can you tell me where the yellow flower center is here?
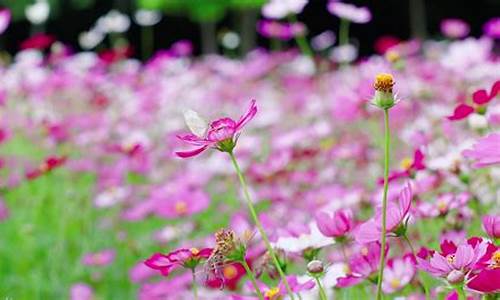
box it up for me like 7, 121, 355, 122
491, 250, 500, 268
223, 265, 238, 279
374, 73, 395, 93
437, 200, 448, 213
447, 254, 456, 264
400, 157, 413, 170
264, 287, 280, 299
390, 278, 401, 289
174, 201, 188, 215
190, 248, 200, 256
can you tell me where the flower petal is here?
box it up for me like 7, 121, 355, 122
175, 145, 208, 158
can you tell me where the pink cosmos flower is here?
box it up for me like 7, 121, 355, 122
440, 19, 470, 39
467, 243, 500, 293
70, 283, 94, 300
382, 254, 416, 294
262, 0, 308, 19
482, 215, 500, 239
144, 248, 212, 276
26, 155, 67, 180
315, 209, 354, 238
327, 2, 371, 24
257, 20, 306, 41
175, 100, 257, 158
379, 149, 425, 184
416, 238, 488, 284
448, 80, 500, 121
462, 133, 500, 168
20, 33, 55, 50
138, 272, 192, 300
81, 249, 116, 266
152, 187, 210, 219
0, 9, 11, 35
337, 242, 387, 287
355, 183, 412, 244
483, 17, 500, 39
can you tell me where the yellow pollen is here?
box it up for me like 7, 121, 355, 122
447, 254, 456, 264
223, 265, 238, 279
400, 157, 413, 170
492, 250, 500, 268
190, 248, 200, 256
437, 200, 448, 213
264, 287, 280, 299
174, 201, 188, 215
390, 278, 401, 289
374, 73, 395, 93
385, 50, 400, 63
343, 264, 351, 274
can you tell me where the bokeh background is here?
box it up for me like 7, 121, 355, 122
1, 0, 499, 57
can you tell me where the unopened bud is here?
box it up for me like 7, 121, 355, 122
447, 270, 464, 284
307, 260, 324, 274
372, 73, 397, 110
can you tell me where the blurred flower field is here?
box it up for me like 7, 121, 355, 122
0, 1, 499, 300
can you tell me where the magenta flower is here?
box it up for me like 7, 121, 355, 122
152, 187, 210, 219
416, 238, 488, 283
440, 19, 470, 39
144, 248, 212, 276
327, 2, 371, 24
463, 133, 500, 168
467, 243, 500, 293
355, 183, 412, 244
0, 9, 11, 35
382, 254, 416, 294
315, 209, 354, 238
483, 17, 500, 39
175, 100, 257, 158
482, 215, 500, 239
70, 283, 94, 300
81, 249, 115, 266
257, 20, 306, 41
379, 149, 425, 184
448, 80, 500, 121
337, 242, 387, 287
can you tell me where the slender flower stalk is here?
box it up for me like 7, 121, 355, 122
241, 259, 265, 300
191, 269, 199, 300
371, 73, 397, 300
314, 277, 327, 300
288, 14, 313, 57
229, 152, 295, 300
339, 18, 350, 46
456, 286, 466, 300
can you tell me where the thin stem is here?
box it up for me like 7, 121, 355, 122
375, 108, 391, 300
229, 152, 295, 300
339, 18, 350, 46
288, 14, 313, 57
241, 259, 265, 300
402, 233, 416, 256
191, 269, 199, 300
314, 277, 328, 300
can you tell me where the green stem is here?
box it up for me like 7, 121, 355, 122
191, 269, 199, 300
339, 18, 350, 46
456, 286, 466, 300
288, 14, 313, 57
314, 277, 328, 300
229, 152, 295, 300
375, 108, 391, 300
241, 259, 265, 300
402, 233, 416, 256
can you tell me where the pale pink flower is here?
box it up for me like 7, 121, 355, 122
327, 2, 371, 24
382, 254, 416, 294
463, 133, 500, 168
482, 215, 500, 239
262, 0, 308, 19
0, 9, 11, 35
70, 283, 94, 300
315, 209, 354, 238
81, 249, 115, 266
441, 19, 470, 39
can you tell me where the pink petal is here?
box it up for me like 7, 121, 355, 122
175, 145, 208, 158
235, 99, 257, 131
447, 104, 474, 121
472, 89, 490, 105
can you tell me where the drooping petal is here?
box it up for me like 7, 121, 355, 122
175, 146, 208, 158
447, 103, 474, 120
176, 134, 213, 146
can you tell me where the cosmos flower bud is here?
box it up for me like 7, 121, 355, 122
307, 260, 324, 274
446, 269, 464, 284
372, 73, 397, 110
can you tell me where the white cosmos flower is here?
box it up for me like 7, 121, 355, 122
25, 0, 50, 25
183, 109, 208, 137
96, 10, 130, 33
262, 0, 308, 19
272, 223, 334, 253
133, 9, 162, 26
78, 30, 105, 50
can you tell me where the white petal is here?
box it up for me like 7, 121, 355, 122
183, 109, 208, 137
